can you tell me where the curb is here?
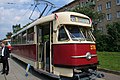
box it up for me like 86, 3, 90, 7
98, 68, 120, 75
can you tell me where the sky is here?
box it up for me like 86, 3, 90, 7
0, 0, 74, 39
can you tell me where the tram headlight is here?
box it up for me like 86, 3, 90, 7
86, 52, 92, 60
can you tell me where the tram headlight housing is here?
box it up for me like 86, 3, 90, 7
86, 52, 92, 60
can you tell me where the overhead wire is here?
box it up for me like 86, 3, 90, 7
14, 5, 33, 24
29, 0, 56, 20
0, 0, 62, 22
45, 6, 53, 16
29, 4, 37, 21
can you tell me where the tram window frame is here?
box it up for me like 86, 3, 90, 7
18, 33, 22, 44
58, 26, 69, 41
81, 28, 94, 41
60, 25, 95, 42
16, 36, 19, 44
12, 36, 17, 44
22, 31, 27, 44
11, 37, 13, 44
41, 22, 50, 43
66, 25, 85, 41
27, 27, 34, 44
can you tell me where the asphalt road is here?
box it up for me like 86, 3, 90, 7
99, 71, 120, 80
0, 57, 119, 80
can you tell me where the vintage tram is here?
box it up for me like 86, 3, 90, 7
11, 12, 103, 79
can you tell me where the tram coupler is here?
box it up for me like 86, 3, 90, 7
73, 69, 104, 80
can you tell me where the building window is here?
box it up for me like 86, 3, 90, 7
116, 0, 120, 5
106, 1, 111, 9
106, 13, 112, 20
97, 4, 102, 12
117, 11, 120, 18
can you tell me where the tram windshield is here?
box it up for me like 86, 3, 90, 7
58, 25, 95, 42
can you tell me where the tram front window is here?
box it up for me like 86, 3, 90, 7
58, 26, 69, 41
66, 26, 85, 41
66, 25, 94, 41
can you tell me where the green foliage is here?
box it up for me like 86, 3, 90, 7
106, 22, 120, 51
12, 22, 32, 33
96, 35, 108, 51
95, 21, 120, 52
43, 35, 49, 42
6, 32, 13, 39
93, 30, 107, 51
12, 24, 21, 33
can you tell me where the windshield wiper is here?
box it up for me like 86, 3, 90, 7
69, 32, 82, 41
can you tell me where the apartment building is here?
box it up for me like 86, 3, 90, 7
53, 0, 120, 33
95, 0, 120, 33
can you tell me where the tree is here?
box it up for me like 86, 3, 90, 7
106, 22, 120, 51
93, 29, 108, 51
94, 21, 120, 52
12, 24, 21, 33
6, 32, 13, 39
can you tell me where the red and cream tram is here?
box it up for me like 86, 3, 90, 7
11, 12, 103, 79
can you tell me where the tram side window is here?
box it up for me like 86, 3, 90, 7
12, 36, 17, 44
22, 31, 27, 44
18, 33, 22, 44
16, 36, 19, 44
27, 27, 34, 44
11, 38, 14, 44
58, 26, 69, 41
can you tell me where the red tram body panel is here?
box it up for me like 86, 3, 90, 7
12, 44, 37, 61
53, 43, 97, 66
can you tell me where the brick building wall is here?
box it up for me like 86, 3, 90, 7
95, 0, 120, 33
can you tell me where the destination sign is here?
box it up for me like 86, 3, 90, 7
71, 15, 90, 24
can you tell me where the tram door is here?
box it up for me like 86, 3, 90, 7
37, 22, 51, 72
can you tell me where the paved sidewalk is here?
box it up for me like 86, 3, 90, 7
0, 59, 48, 80
1, 58, 119, 80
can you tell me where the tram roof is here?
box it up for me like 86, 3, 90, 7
12, 12, 90, 37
